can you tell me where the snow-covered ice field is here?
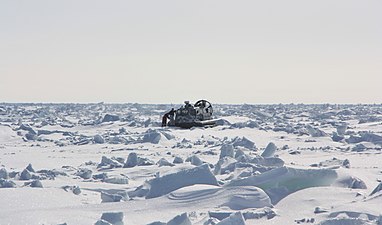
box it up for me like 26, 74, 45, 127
0, 103, 382, 225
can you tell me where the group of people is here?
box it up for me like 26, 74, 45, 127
161, 101, 193, 127
162, 100, 208, 127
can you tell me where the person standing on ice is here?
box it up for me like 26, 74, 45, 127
162, 108, 175, 127
167, 108, 176, 126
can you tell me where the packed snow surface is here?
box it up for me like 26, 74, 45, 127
0, 103, 382, 224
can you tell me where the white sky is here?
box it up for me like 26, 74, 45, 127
1, 0, 381, 104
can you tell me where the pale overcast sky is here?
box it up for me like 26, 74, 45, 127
1, 0, 381, 104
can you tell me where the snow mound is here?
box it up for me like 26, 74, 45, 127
227, 166, 338, 204
168, 185, 271, 210
145, 164, 218, 199
222, 186, 272, 210
334, 176, 367, 189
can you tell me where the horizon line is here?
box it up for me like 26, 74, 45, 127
1, 101, 382, 106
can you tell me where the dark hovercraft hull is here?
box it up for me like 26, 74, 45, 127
174, 119, 217, 129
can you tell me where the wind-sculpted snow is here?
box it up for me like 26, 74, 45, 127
226, 166, 338, 204
144, 164, 218, 199
167, 185, 272, 210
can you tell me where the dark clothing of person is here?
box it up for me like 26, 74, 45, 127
162, 115, 168, 127
162, 108, 175, 127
